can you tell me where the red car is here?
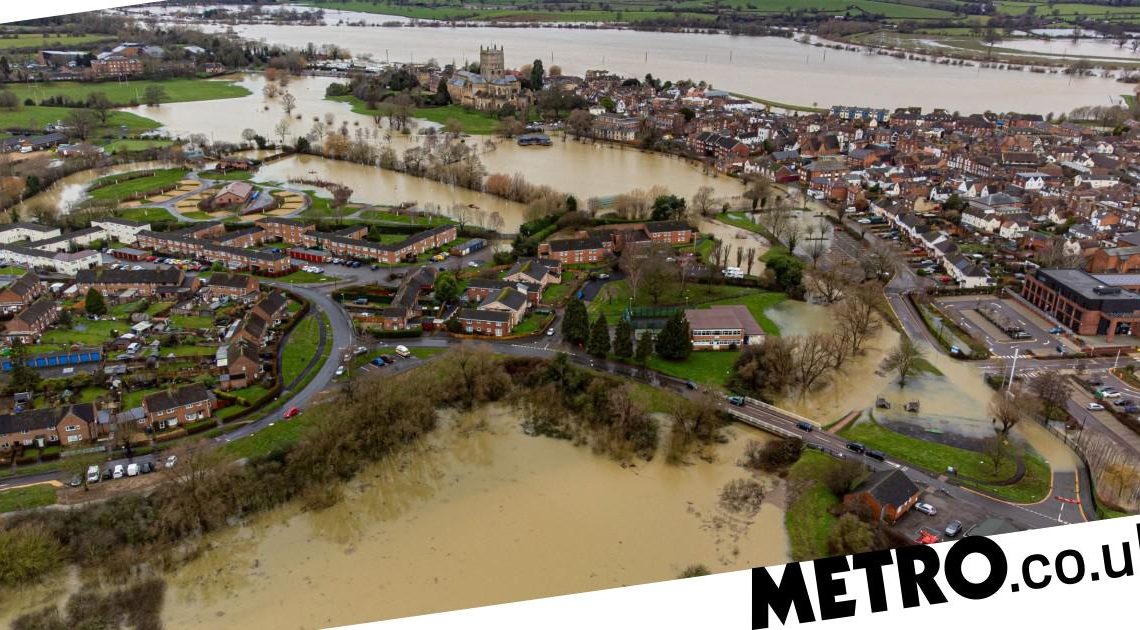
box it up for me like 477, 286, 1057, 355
283, 407, 301, 419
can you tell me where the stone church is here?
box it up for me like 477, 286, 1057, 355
446, 45, 524, 112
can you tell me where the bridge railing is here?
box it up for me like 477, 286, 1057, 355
743, 396, 820, 428
724, 408, 801, 440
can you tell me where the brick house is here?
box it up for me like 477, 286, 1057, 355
503, 257, 561, 290
252, 291, 288, 324
477, 287, 529, 326
212, 181, 254, 206
0, 403, 99, 449
456, 308, 513, 336
467, 278, 542, 307
204, 272, 260, 301
843, 469, 920, 523
221, 342, 261, 390
234, 313, 269, 346
4, 299, 59, 342
539, 237, 608, 264
644, 220, 694, 245
1021, 268, 1140, 340
255, 217, 317, 243
75, 268, 197, 298
143, 384, 214, 428
0, 271, 44, 312
684, 305, 765, 350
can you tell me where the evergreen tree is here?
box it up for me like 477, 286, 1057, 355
84, 287, 107, 316
530, 59, 545, 91
562, 298, 589, 346
587, 313, 611, 358
655, 311, 693, 360
613, 318, 634, 360
635, 330, 654, 364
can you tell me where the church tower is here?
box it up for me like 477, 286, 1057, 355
480, 45, 505, 80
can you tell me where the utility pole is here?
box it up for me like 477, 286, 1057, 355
1114, 348, 1122, 370
1007, 347, 1019, 393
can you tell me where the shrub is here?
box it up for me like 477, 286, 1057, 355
741, 437, 803, 472
0, 527, 64, 587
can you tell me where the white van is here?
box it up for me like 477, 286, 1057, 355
86, 465, 101, 484
723, 267, 744, 279
395, 345, 411, 358
112, 464, 125, 479
126, 342, 141, 354
126, 463, 140, 477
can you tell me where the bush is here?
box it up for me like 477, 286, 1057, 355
741, 437, 803, 472
0, 527, 64, 587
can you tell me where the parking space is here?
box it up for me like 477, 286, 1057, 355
892, 488, 999, 543
935, 295, 1065, 359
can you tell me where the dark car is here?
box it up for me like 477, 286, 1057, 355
866, 449, 886, 461
140, 461, 155, 474
69, 475, 83, 487
726, 395, 745, 406
371, 357, 387, 367
1114, 398, 1133, 408
846, 442, 866, 454
381, 354, 397, 363
685, 380, 697, 390
944, 520, 963, 537
796, 421, 815, 433
102, 467, 113, 481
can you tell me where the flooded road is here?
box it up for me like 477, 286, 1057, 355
155, 406, 786, 629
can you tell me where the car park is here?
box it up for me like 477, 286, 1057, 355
944, 520, 963, 537
914, 502, 937, 516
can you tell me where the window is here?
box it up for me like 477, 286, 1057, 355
64, 425, 80, 432
67, 435, 81, 444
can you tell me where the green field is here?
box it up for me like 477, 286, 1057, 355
281, 316, 321, 386
649, 351, 738, 387
8, 79, 250, 107
100, 139, 174, 154
330, 95, 500, 135
219, 413, 308, 459
89, 168, 188, 201
41, 319, 125, 346
0, 33, 112, 51
359, 209, 453, 226
198, 169, 254, 181
170, 314, 216, 330
0, 105, 159, 133
588, 278, 783, 335
785, 451, 848, 561
0, 266, 26, 275
0, 484, 58, 513
114, 206, 176, 223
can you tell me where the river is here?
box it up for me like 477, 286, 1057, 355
143, 405, 784, 628
214, 22, 1116, 113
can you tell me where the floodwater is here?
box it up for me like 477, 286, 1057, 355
218, 23, 1116, 113
994, 37, 1140, 61
21, 159, 177, 214
147, 406, 788, 629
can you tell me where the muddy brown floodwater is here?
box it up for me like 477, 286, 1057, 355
145, 406, 786, 629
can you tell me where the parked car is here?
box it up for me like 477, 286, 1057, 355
354, 346, 368, 355
140, 461, 155, 474
944, 520, 963, 537
685, 380, 697, 390
726, 395, 745, 406
865, 449, 886, 461
914, 502, 937, 516
796, 421, 815, 433
1049, 326, 1063, 334
283, 407, 302, 419
370, 357, 386, 367
395, 345, 411, 358
1087, 402, 1105, 411
1114, 398, 1133, 408
102, 467, 113, 481
1101, 390, 1122, 399
112, 465, 125, 479
546, 328, 555, 336
69, 475, 83, 487
846, 441, 866, 454
165, 455, 177, 469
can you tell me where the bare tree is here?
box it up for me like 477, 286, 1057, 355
281, 91, 297, 116
745, 247, 757, 277
274, 119, 290, 146
742, 175, 772, 211
1029, 372, 1070, 422
861, 243, 897, 281
642, 254, 676, 305
691, 185, 716, 217
835, 284, 883, 355
805, 266, 849, 304
982, 435, 1010, 474
735, 246, 744, 269
794, 333, 834, 393
990, 392, 1022, 435
824, 330, 852, 371
883, 337, 924, 387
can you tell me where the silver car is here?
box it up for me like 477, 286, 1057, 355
914, 502, 937, 516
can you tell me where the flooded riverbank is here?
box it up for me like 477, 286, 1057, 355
150, 405, 786, 629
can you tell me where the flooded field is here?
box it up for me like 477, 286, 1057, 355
140, 406, 787, 629
22, 160, 178, 214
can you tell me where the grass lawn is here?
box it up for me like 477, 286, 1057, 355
0, 484, 58, 513
114, 206, 176, 223
281, 316, 321, 386
512, 312, 550, 335
589, 278, 783, 336
0, 33, 113, 50
89, 168, 189, 201
359, 209, 453, 226
978, 452, 1051, 504
353, 345, 447, 369
109, 299, 146, 317
785, 451, 846, 561
146, 301, 174, 316
220, 416, 307, 459
630, 381, 687, 415
542, 272, 576, 303
164, 345, 217, 357
329, 95, 499, 135
913, 357, 943, 377
229, 385, 270, 404
8, 78, 250, 107
648, 351, 738, 387
100, 139, 174, 154
122, 387, 163, 410
698, 291, 785, 336
840, 417, 1017, 483
170, 314, 215, 330
276, 270, 337, 283
0, 266, 27, 275
42, 319, 124, 345
0, 106, 159, 133
198, 169, 253, 181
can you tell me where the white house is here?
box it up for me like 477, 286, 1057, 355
92, 218, 151, 245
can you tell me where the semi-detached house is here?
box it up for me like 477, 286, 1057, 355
142, 384, 214, 429
0, 403, 99, 449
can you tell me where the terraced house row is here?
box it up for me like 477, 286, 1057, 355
256, 218, 459, 264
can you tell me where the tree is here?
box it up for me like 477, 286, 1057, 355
655, 311, 692, 361
635, 330, 654, 364
588, 313, 611, 358
642, 254, 675, 305
566, 109, 593, 137
65, 109, 97, 141
562, 298, 590, 346
691, 186, 715, 217
835, 285, 882, 356
982, 435, 1010, 475
434, 272, 459, 304
7, 339, 40, 394
822, 458, 866, 496
1029, 371, 1070, 422
650, 194, 686, 221
990, 392, 1022, 435
143, 85, 167, 107
84, 287, 107, 316
613, 318, 634, 360
730, 336, 797, 398
530, 59, 545, 91
742, 175, 771, 211
86, 91, 112, 124
280, 91, 297, 116
828, 514, 875, 555
274, 119, 290, 146
794, 332, 833, 393
883, 337, 923, 387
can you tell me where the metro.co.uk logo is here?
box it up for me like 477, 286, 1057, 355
752, 524, 1140, 628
